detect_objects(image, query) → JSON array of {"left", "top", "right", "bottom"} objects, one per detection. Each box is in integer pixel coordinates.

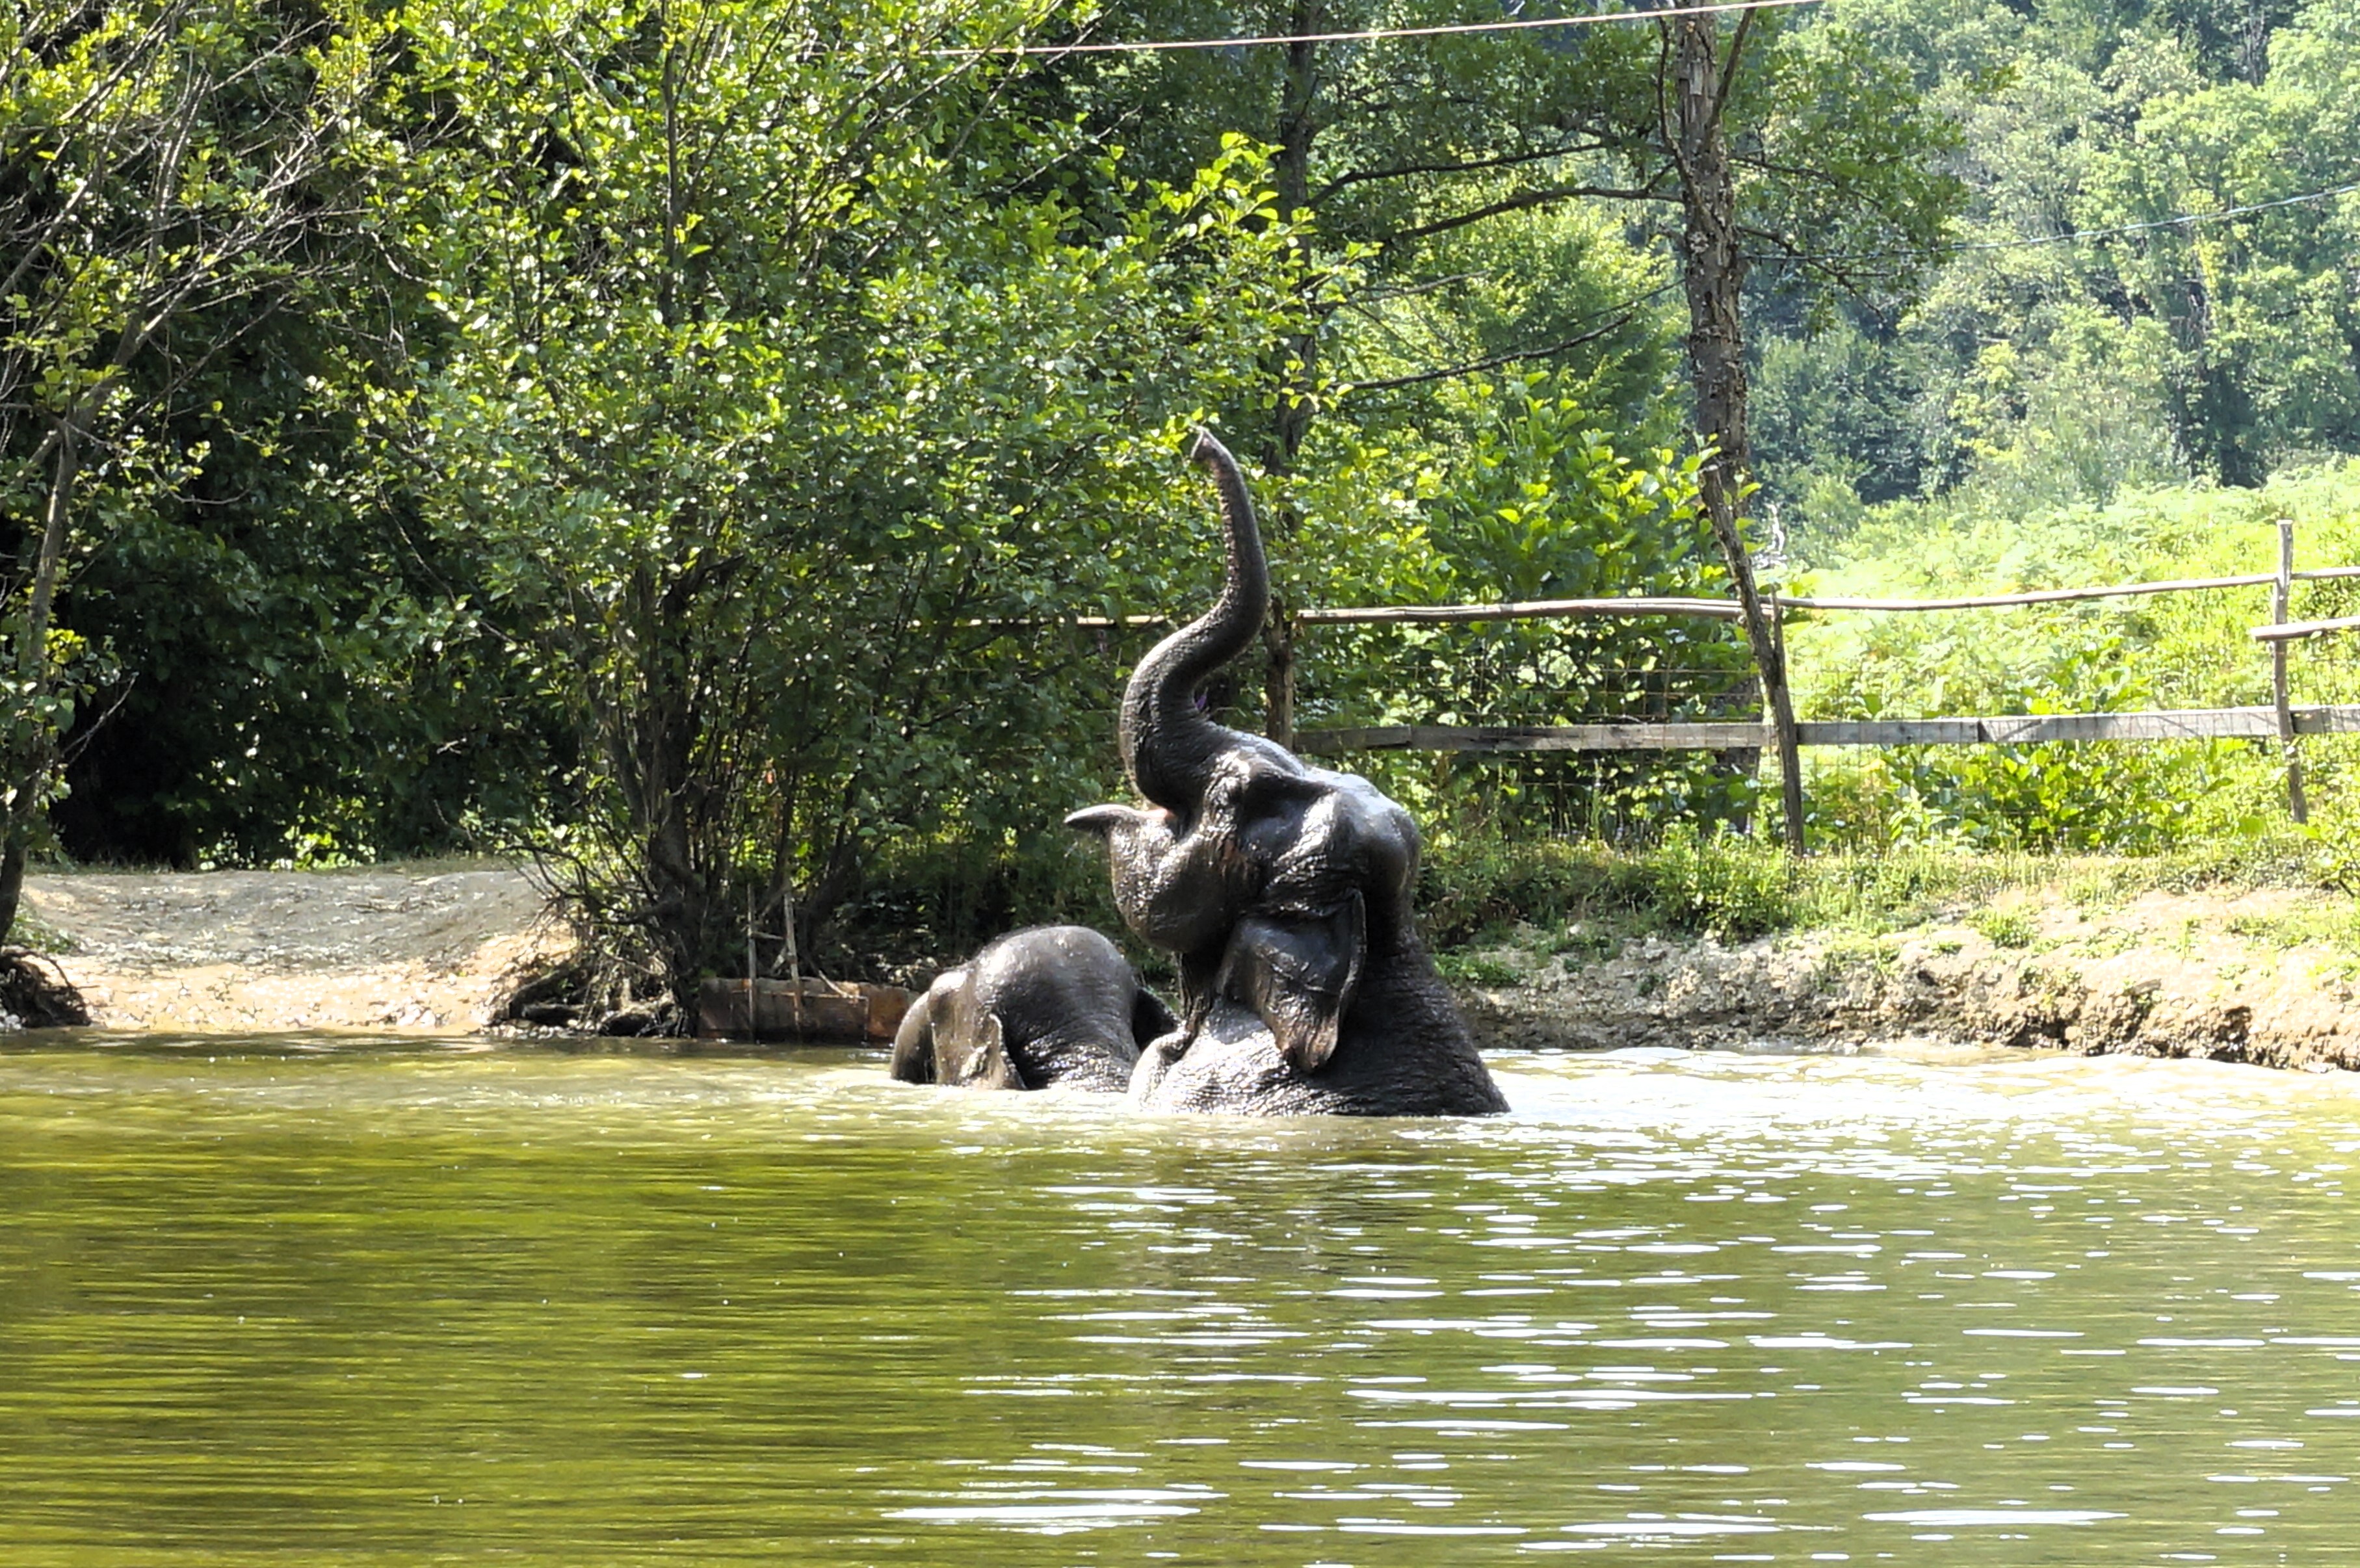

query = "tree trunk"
[
  {"left": 1262, "top": 612, "right": 1296, "bottom": 750},
  {"left": 1257, "top": 0, "right": 1320, "bottom": 751},
  {"left": 22, "top": 424, "right": 80, "bottom": 682},
  {"left": 1, "top": 423, "right": 85, "bottom": 945},
  {"left": 2240, "top": 1, "right": 2270, "bottom": 85},
  {"left": 600, "top": 565, "right": 711, "bottom": 1010},
  {"left": 0, "top": 832, "right": 26, "bottom": 948},
  {"left": 1668, "top": 16, "right": 1805, "bottom": 854}
]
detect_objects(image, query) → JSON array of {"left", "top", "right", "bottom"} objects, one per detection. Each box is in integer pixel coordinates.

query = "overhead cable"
[
  {"left": 933, "top": 0, "right": 1822, "bottom": 58},
  {"left": 1947, "top": 179, "right": 2360, "bottom": 252},
  {"left": 1780, "top": 177, "right": 2360, "bottom": 267}
]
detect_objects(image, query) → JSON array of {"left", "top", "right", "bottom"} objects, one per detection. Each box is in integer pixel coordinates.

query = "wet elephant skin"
[{"left": 889, "top": 924, "right": 1175, "bottom": 1092}]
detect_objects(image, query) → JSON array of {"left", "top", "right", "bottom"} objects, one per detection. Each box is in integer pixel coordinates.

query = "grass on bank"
[
  {"left": 1413, "top": 824, "right": 2360, "bottom": 965},
  {"left": 837, "top": 817, "right": 2360, "bottom": 987}
]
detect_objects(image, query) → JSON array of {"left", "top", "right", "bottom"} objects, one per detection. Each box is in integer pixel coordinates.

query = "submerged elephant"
[
  {"left": 1066, "top": 430, "right": 1508, "bottom": 1117},
  {"left": 889, "top": 924, "right": 1177, "bottom": 1091}
]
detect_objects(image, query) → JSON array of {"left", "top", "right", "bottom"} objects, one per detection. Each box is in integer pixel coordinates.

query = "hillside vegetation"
[
  {"left": 9, "top": 0, "right": 2360, "bottom": 1008},
  {"left": 1779, "top": 460, "right": 2360, "bottom": 855}
]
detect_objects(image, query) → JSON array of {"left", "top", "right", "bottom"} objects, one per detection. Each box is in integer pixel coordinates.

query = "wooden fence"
[{"left": 1276, "top": 519, "right": 2360, "bottom": 835}]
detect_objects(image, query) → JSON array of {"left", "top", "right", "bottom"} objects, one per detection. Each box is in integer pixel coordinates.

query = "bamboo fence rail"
[{"left": 1270, "top": 524, "right": 2356, "bottom": 839}]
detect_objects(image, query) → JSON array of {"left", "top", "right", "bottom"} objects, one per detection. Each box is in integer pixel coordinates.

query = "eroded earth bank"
[
  {"left": 18, "top": 866, "right": 570, "bottom": 1034},
  {"left": 14, "top": 867, "right": 2360, "bottom": 1070},
  {"left": 1457, "top": 884, "right": 2360, "bottom": 1071}
]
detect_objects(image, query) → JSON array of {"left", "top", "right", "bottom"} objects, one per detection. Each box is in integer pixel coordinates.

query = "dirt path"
[{"left": 20, "top": 865, "right": 570, "bottom": 1033}]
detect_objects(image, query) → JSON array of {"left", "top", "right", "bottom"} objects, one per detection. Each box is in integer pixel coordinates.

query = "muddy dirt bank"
[
  {"left": 14, "top": 868, "right": 2360, "bottom": 1069},
  {"left": 1455, "top": 886, "right": 2360, "bottom": 1071},
  {"left": 17, "top": 866, "right": 569, "bottom": 1034}
]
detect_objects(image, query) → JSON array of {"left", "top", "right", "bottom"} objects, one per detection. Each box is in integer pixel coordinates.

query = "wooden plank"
[
  {"left": 2253, "top": 613, "right": 2360, "bottom": 643},
  {"left": 1795, "top": 719, "right": 1989, "bottom": 745},
  {"left": 1291, "top": 567, "right": 2360, "bottom": 630},
  {"left": 1299, "top": 704, "right": 2360, "bottom": 754},
  {"left": 1813, "top": 711, "right": 2287, "bottom": 744},
  {"left": 1074, "top": 566, "right": 2360, "bottom": 634},
  {"left": 1301, "top": 722, "right": 1772, "bottom": 753},
  {"left": 697, "top": 978, "right": 910, "bottom": 1043},
  {"left": 1787, "top": 565, "right": 2360, "bottom": 612},
  {"left": 1295, "top": 595, "right": 1745, "bottom": 626},
  {"left": 1785, "top": 573, "right": 2278, "bottom": 612}
]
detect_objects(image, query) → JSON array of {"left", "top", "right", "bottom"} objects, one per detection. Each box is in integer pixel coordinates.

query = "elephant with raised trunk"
[
  {"left": 1066, "top": 430, "right": 1508, "bottom": 1117},
  {"left": 890, "top": 924, "right": 1177, "bottom": 1091}
]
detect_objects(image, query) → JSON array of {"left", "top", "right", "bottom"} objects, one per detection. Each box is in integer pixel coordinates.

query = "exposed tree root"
[
  {"left": 490, "top": 950, "right": 681, "bottom": 1038},
  {"left": 0, "top": 947, "right": 90, "bottom": 1028}
]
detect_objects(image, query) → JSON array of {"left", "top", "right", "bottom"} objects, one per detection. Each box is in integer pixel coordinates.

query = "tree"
[
  {"left": 1761, "top": 0, "right": 2360, "bottom": 517},
  {"left": 1034, "top": 3, "right": 1957, "bottom": 846},
  {"left": 1042, "top": 1, "right": 1691, "bottom": 745},
  {"left": 381, "top": 0, "right": 1317, "bottom": 1013},
  {"left": 1, "top": 0, "right": 387, "bottom": 937}
]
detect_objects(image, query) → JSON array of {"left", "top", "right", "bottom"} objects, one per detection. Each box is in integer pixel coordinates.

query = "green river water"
[{"left": 4, "top": 1036, "right": 2359, "bottom": 1565}]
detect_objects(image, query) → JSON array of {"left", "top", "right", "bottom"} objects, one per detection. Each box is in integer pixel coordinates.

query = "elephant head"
[
  {"left": 1066, "top": 431, "right": 1436, "bottom": 1084},
  {"left": 889, "top": 924, "right": 1176, "bottom": 1092}
]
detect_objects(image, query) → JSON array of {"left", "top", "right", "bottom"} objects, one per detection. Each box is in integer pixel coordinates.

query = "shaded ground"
[{"left": 19, "top": 864, "right": 570, "bottom": 1033}]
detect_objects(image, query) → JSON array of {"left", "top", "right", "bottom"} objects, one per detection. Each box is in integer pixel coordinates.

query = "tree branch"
[
  {"left": 1387, "top": 180, "right": 1668, "bottom": 247},
  {"left": 1313, "top": 138, "right": 1615, "bottom": 203},
  {"left": 1339, "top": 306, "right": 1653, "bottom": 394}
]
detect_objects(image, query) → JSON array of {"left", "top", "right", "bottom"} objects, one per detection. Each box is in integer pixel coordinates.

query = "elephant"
[
  {"left": 1065, "top": 429, "right": 1508, "bottom": 1117},
  {"left": 889, "top": 924, "right": 1177, "bottom": 1091}
]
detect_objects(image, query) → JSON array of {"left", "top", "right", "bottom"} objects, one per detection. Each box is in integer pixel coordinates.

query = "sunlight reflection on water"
[{"left": 5, "top": 1038, "right": 2360, "bottom": 1563}]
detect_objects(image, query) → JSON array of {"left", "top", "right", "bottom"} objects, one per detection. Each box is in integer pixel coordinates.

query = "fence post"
[
  {"left": 2274, "top": 517, "right": 2309, "bottom": 824},
  {"left": 1767, "top": 588, "right": 1803, "bottom": 846},
  {"left": 1264, "top": 602, "right": 1297, "bottom": 752}
]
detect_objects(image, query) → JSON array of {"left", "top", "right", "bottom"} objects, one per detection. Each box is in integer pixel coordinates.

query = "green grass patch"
[
  {"left": 6, "top": 909, "right": 77, "bottom": 956},
  {"left": 1971, "top": 907, "right": 2036, "bottom": 949},
  {"left": 1418, "top": 826, "right": 2355, "bottom": 960},
  {"left": 2225, "top": 904, "right": 2360, "bottom": 954},
  {"left": 1432, "top": 951, "right": 1525, "bottom": 986}
]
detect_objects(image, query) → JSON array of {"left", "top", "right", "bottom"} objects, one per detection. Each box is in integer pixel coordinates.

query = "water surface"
[{"left": 5, "top": 1036, "right": 2359, "bottom": 1564}]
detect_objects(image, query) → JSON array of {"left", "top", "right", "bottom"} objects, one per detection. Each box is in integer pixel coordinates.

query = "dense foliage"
[
  {"left": 1790, "top": 460, "right": 2360, "bottom": 854},
  {"left": 15, "top": 0, "right": 2357, "bottom": 996},
  {"left": 1755, "top": 0, "right": 2360, "bottom": 533}
]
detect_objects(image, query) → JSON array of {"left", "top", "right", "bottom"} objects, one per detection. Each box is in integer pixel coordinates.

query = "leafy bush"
[
  {"left": 1636, "top": 827, "right": 1797, "bottom": 941},
  {"left": 1791, "top": 460, "right": 2360, "bottom": 855},
  {"left": 1306, "top": 374, "right": 1761, "bottom": 841},
  {"left": 1417, "top": 826, "right": 1795, "bottom": 947}
]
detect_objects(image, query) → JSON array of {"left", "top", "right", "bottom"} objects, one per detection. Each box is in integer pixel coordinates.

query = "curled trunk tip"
[{"left": 1114, "top": 426, "right": 1270, "bottom": 811}]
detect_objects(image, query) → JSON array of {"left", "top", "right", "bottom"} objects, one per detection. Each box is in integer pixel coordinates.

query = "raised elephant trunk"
[{"left": 1120, "top": 428, "right": 1270, "bottom": 814}]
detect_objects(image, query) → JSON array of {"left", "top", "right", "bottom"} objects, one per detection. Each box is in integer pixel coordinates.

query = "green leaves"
[
  {"left": 1771, "top": 0, "right": 2360, "bottom": 526},
  {"left": 374, "top": 0, "right": 1324, "bottom": 987}
]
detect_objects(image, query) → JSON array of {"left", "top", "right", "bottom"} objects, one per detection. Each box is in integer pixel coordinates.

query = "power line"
[
  {"left": 1935, "top": 179, "right": 2360, "bottom": 254},
  {"left": 1779, "top": 177, "right": 2360, "bottom": 268},
  {"left": 933, "top": 0, "right": 1822, "bottom": 58}
]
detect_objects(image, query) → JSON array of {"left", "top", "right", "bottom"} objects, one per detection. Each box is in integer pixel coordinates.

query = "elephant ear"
[
  {"left": 1218, "top": 888, "right": 1365, "bottom": 1076},
  {"left": 943, "top": 1008, "right": 1025, "bottom": 1090},
  {"left": 887, "top": 993, "right": 937, "bottom": 1084}
]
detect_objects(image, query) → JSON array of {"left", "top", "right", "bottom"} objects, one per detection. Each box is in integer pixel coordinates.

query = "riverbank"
[
  {"left": 16, "top": 864, "right": 568, "bottom": 1033},
  {"left": 1453, "top": 882, "right": 2360, "bottom": 1070},
  {"left": 13, "top": 862, "right": 2360, "bottom": 1068}
]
